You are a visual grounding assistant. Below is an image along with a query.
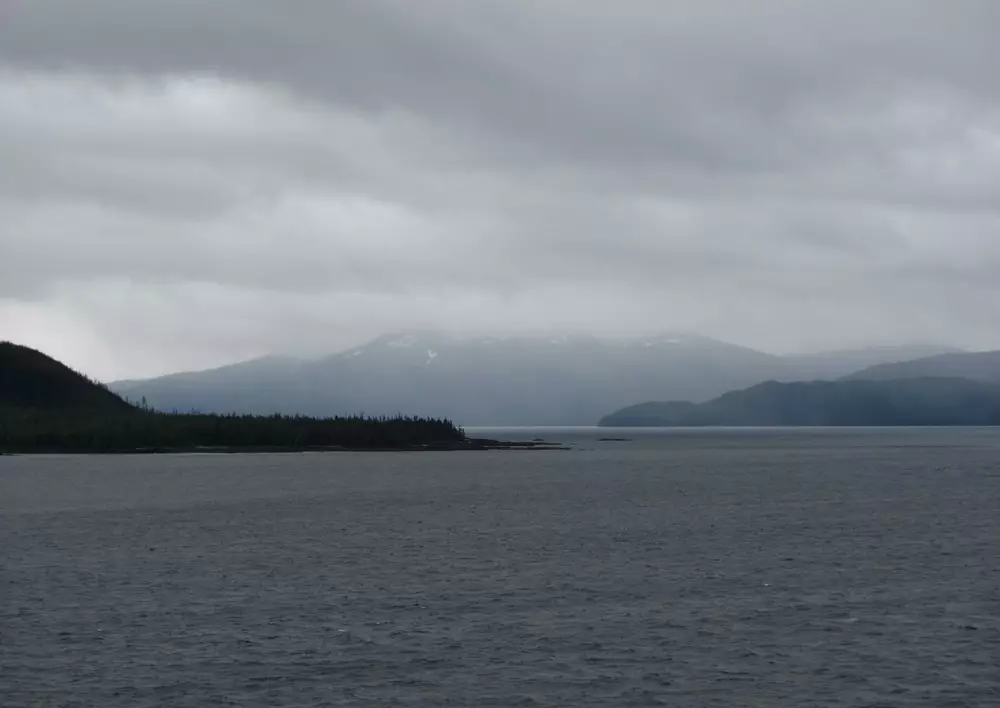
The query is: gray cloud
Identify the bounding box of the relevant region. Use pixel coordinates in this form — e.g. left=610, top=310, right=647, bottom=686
left=1, top=1, right=1000, bottom=379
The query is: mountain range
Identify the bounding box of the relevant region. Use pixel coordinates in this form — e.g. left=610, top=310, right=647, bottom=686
left=109, top=332, right=963, bottom=425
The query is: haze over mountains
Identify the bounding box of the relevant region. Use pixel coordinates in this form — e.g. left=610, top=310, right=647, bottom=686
left=110, top=332, right=961, bottom=426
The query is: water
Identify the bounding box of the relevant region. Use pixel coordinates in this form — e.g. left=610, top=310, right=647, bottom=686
left=2, top=428, right=998, bottom=707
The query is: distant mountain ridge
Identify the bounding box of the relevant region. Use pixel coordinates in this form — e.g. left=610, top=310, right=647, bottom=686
left=786, top=344, right=964, bottom=379
left=599, top=377, right=1000, bottom=427
left=846, top=350, right=1000, bottom=384
left=109, top=332, right=961, bottom=426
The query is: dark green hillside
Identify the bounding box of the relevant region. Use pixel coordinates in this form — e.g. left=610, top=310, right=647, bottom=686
left=0, top=343, right=465, bottom=452
left=599, top=377, right=1000, bottom=427
left=0, top=341, right=134, bottom=413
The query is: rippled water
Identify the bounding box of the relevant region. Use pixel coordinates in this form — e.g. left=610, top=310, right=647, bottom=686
left=2, top=428, right=998, bottom=707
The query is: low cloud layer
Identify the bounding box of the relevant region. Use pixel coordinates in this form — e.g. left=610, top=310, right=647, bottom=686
left=2, top=1, right=999, bottom=380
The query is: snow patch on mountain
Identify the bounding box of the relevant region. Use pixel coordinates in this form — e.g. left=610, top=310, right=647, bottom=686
left=386, top=335, right=418, bottom=348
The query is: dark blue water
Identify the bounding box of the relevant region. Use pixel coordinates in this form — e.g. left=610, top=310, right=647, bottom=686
left=2, top=428, right=998, bottom=706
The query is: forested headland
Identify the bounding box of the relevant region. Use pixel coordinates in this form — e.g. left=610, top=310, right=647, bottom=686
left=0, top=342, right=465, bottom=453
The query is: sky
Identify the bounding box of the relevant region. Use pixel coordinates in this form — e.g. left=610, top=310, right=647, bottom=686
left=2, top=1, right=1000, bottom=381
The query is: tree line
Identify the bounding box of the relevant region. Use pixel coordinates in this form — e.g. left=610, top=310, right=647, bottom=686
left=0, top=409, right=465, bottom=453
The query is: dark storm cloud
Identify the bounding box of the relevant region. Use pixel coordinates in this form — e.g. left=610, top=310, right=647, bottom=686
left=1, top=1, right=1000, bottom=378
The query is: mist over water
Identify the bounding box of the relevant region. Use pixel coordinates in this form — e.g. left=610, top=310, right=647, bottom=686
left=3, top=428, right=998, bottom=707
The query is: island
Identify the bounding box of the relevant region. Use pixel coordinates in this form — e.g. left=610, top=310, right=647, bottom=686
left=0, top=342, right=563, bottom=453
left=599, top=377, right=1000, bottom=427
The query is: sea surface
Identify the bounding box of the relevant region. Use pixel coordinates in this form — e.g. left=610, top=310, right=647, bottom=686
left=2, top=427, right=998, bottom=707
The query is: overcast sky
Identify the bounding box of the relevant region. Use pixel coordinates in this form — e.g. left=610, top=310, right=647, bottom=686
left=2, top=1, right=999, bottom=380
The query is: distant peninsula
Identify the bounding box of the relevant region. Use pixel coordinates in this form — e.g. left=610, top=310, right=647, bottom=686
left=599, top=377, right=1000, bottom=427
left=1, top=341, right=531, bottom=453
